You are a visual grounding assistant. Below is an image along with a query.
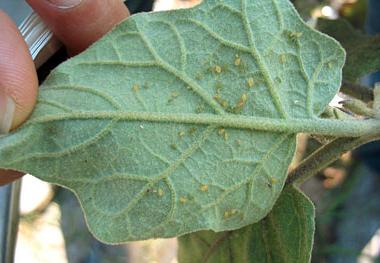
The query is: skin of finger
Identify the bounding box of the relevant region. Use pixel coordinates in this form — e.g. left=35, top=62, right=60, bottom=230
left=27, top=0, right=130, bottom=55
left=0, top=10, right=38, bottom=130
left=0, top=11, right=38, bottom=182
left=0, top=170, right=24, bottom=185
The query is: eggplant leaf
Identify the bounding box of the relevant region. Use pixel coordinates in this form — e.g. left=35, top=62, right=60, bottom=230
left=0, top=0, right=344, bottom=243
left=178, top=186, right=315, bottom=263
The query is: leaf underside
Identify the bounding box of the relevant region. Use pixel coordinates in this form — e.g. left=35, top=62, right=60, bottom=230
left=0, top=0, right=343, bottom=243
left=178, top=186, right=315, bottom=263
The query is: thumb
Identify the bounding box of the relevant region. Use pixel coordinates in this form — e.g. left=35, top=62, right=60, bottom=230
left=0, top=10, right=38, bottom=133
left=0, top=10, right=37, bottom=184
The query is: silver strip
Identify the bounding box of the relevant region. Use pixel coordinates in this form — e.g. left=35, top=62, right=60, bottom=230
left=0, top=181, right=21, bottom=263
left=19, top=11, right=62, bottom=69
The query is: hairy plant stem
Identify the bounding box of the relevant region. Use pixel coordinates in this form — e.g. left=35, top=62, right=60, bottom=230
left=341, top=99, right=376, bottom=117
left=286, top=134, right=380, bottom=185
left=341, top=81, right=374, bottom=102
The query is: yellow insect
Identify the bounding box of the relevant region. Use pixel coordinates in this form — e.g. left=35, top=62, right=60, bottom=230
left=214, top=65, right=222, bottom=74
left=247, top=78, right=254, bottom=88
left=132, top=84, right=140, bottom=92
left=234, top=55, right=242, bottom=66
left=200, top=184, right=209, bottom=192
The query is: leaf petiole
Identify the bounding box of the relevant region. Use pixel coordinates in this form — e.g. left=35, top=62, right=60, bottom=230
left=286, top=134, right=380, bottom=185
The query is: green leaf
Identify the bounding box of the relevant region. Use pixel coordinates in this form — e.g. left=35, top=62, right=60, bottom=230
left=0, top=0, right=344, bottom=243
left=178, top=186, right=315, bottom=263
left=317, top=18, right=380, bottom=82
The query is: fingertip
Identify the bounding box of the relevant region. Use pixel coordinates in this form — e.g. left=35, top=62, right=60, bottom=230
left=0, top=169, right=23, bottom=186
left=27, top=0, right=130, bottom=55
left=0, top=10, right=38, bottom=131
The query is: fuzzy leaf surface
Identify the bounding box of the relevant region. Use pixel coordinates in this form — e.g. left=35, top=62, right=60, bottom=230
left=178, top=186, right=315, bottom=263
left=0, top=0, right=343, bottom=243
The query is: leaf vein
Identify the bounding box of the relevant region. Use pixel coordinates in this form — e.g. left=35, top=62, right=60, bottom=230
left=137, top=31, right=226, bottom=114
left=241, top=0, right=288, bottom=119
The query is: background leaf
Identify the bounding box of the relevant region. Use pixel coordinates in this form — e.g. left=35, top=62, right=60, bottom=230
left=178, top=186, right=315, bottom=263
left=0, top=0, right=343, bottom=243
left=317, top=18, right=380, bottom=82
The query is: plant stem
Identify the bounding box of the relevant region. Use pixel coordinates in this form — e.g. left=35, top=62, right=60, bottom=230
left=286, top=134, right=380, bottom=185
left=341, top=81, right=374, bottom=102
left=202, top=231, right=232, bottom=263
left=374, top=84, right=380, bottom=112
left=341, top=99, right=376, bottom=117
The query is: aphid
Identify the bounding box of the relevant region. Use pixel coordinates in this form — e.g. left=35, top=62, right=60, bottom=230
left=218, top=128, right=229, bottom=141
left=213, top=93, right=221, bottom=100
left=247, top=78, right=255, bottom=88
left=214, top=94, right=229, bottom=109
left=235, top=139, right=241, bottom=146
left=328, top=62, right=333, bottom=69
left=178, top=131, right=185, bottom=138
left=234, top=55, right=241, bottom=66
left=132, top=84, right=140, bottom=92
left=220, top=100, right=229, bottom=109
left=280, top=54, right=286, bottom=64
left=233, top=93, right=248, bottom=113
left=290, top=31, right=302, bottom=38
left=195, top=104, right=205, bottom=113
left=237, top=94, right=248, bottom=108
left=214, top=65, right=222, bottom=74
left=168, top=91, right=179, bottom=103
left=288, top=31, right=303, bottom=42
left=224, top=211, right=230, bottom=218
left=270, top=177, right=278, bottom=184
left=179, top=196, right=187, bottom=204
left=188, top=127, right=197, bottom=135
left=158, top=188, right=164, bottom=197
left=215, top=81, right=223, bottom=92
left=224, top=209, right=238, bottom=219
left=170, top=144, right=177, bottom=150
left=200, top=184, right=209, bottom=192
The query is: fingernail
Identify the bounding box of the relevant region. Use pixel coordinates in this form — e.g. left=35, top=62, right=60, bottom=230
left=46, top=0, right=83, bottom=9
left=0, top=92, right=15, bottom=134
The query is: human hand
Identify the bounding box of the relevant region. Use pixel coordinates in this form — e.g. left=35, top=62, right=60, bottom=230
left=0, top=0, right=129, bottom=185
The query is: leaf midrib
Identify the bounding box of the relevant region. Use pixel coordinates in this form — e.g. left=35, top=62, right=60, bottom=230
left=26, top=110, right=380, bottom=137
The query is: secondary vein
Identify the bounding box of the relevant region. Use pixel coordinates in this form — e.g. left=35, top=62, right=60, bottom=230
left=240, top=0, right=288, bottom=119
